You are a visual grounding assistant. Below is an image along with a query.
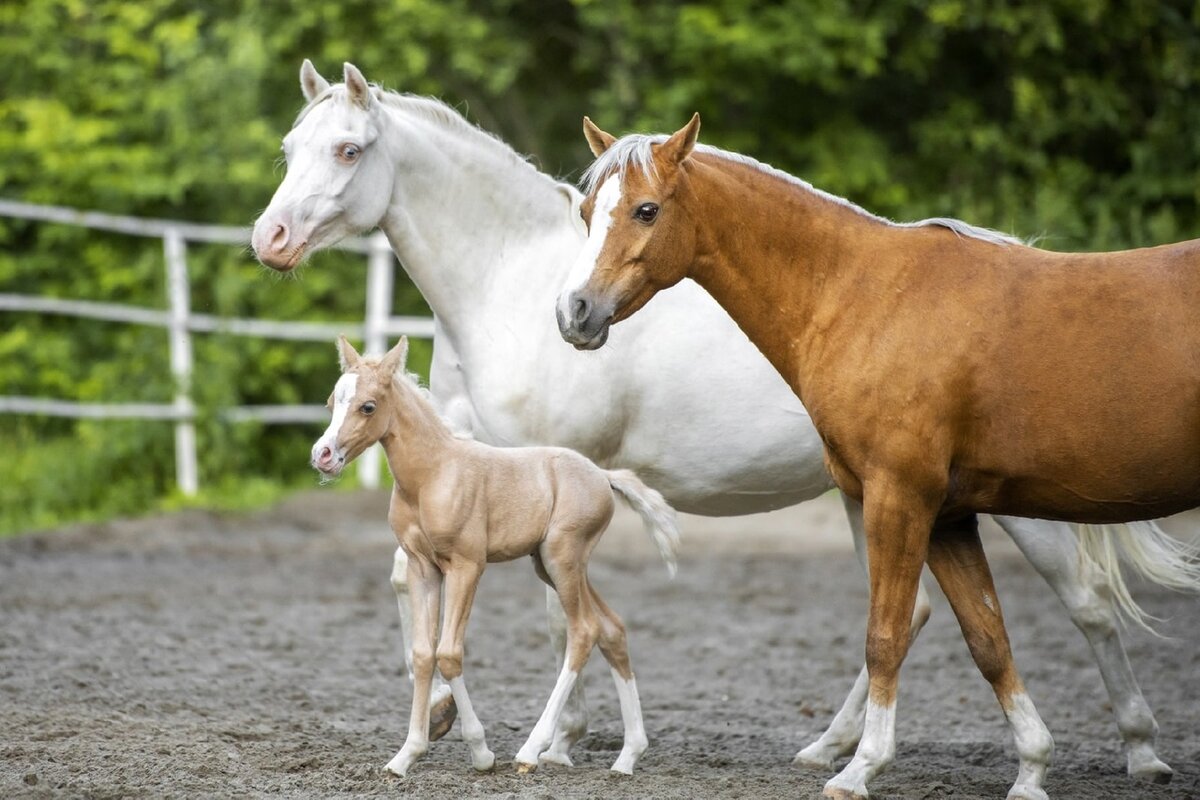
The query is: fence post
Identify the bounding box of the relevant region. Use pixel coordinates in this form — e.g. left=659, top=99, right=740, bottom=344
left=164, top=228, right=198, bottom=496
left=359, top=231, right=395, bottom=489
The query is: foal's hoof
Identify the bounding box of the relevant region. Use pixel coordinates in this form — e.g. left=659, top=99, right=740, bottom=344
left=515, top=760, right=538, bottom=775
left=428, top=693, right=458, bottom=741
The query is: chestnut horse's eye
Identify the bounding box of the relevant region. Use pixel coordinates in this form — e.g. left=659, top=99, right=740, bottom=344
left=633, top=203, right=659, bottom=224
left=361, top=401, right=376, bottom=415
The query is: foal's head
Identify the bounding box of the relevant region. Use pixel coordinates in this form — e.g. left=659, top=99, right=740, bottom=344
left=252, top=61, right=394, bottom=271
left=311, top=336, right=409, bottom=477
left=556, top=115, right=702, bottom=350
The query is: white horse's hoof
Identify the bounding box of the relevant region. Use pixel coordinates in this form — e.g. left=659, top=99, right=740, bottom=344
left=1006, top=784, right=1049, bottom=800
left=1128, top=751, right=1173, bottom=784
left=472, top=748, right=496, bottom=772
left=794, top=743, right=839, bottom=771
left=538, top=749, right=574, bottom=768
left=823, top=773, right=869, bottom=800
left=515, top=760, right=538, bottom=774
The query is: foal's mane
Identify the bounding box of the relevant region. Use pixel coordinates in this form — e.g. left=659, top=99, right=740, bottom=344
left=360, top=358, right=473, bottom=440
left=583, top=134, right=1023, bottom=247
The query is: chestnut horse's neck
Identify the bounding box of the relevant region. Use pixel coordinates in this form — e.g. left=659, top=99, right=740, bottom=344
left=377, top=375, right=458, bottom=497
left=683, top=154, right=891, bottom=406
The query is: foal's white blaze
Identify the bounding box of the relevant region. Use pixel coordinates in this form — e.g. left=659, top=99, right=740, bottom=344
left=557, top=175, right=623, bottom=319
left=311, top=373, right=358, bottom=471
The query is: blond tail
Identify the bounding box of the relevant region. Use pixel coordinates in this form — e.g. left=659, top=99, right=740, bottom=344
left=1077, top=520, right=1200, bottom=635
left=606, top=469, right=680, bottom=577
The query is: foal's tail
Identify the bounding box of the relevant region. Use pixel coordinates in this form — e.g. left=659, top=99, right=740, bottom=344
left=1077, top=520, right=1200, bottom=635
left=606, top=469, right=681, bottom=578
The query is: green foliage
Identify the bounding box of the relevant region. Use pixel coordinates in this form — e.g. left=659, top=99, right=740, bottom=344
left=2, top=0, right=1199, bottom=533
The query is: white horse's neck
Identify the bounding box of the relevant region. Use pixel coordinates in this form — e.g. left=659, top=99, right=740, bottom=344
left=373, top=99, right=581, bottom=338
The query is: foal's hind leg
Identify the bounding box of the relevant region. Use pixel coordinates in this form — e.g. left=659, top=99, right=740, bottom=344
left=515, top=537, right=600, bottom=772
left=390, top=545, right=456, bottom=741
left=587, top=582, right=648, bottom=774
left=540, top=584, right=590, bottom=767
left=796, top=493, right=933, bottom=771
left=926, top=518, right=1053, bottom=800
left=995, top=515, right=1172, bottom=783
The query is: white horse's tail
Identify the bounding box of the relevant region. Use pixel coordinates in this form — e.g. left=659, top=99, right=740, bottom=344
left=1077, top=520, right=1200, bottom=635
left=606, top=469, right=681, bottom=578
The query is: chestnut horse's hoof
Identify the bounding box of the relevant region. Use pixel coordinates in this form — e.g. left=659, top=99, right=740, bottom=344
left=428, top=693, right=458, bottom=741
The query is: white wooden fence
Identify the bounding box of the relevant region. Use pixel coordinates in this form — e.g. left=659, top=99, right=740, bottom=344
left=0, top=198, right=434, bottom=494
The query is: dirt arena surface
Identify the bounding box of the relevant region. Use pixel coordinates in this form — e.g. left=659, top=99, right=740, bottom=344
left=1, top=490, right=1197, bottom=799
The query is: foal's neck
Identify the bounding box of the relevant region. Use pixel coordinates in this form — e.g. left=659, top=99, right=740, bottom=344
left=685, top=155, right=885, bottom=406
left=378, top=377, right=457, bottom=497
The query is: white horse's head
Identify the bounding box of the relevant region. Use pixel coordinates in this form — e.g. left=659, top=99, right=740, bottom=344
left=252, top=61, right=394, bottom=271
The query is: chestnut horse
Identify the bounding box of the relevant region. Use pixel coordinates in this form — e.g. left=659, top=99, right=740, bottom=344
left=558, top=115, right=1200, bottom=800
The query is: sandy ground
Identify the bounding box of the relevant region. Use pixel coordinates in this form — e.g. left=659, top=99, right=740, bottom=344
left=1, top=490, right=1197, bottom=799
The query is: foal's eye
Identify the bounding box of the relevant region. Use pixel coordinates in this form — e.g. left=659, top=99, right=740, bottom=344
left=338, top=143, right=361, bottom=162
left=360, top=401, right=376, bottom=415
left=633, top=203, right=659, bottom=224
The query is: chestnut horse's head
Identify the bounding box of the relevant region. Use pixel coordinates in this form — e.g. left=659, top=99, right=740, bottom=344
left=556, top=114, right=702, bottom=350
left=252, top=61, right=394, bottom=271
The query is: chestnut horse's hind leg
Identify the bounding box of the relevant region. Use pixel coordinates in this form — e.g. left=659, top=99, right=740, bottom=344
left=389, top=546, right=456, bottom=741
left=540, top=584, right=590, bottom=767
left=796, top=493, right=932, bottom=771
left=823, top=480, right=938, bottom=800
left=926, top=517, right=1053, bottom=800
left=995, top=515, right=1172, bottom=783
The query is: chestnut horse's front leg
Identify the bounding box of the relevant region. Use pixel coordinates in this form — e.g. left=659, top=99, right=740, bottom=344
left=823, top=477, right=938, bottom=800
left=386, top=557, right=442, bottom=777
left=926, top=518, right=1053, bottom=800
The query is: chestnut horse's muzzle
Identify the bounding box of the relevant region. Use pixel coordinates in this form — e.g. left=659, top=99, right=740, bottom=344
left=556, top=289, right=612, bottom=350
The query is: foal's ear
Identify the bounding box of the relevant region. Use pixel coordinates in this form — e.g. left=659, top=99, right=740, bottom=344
left=300, top=59, right=330, bottom=102
left=583, top=117, right=617, bottom=157
left=337, top=335, right=362, bottom=372
left=380, top=336, right=409, bottom=376
left=660, top=112, right=701, bottom=166
left=343, top=62, right=372, bottom=109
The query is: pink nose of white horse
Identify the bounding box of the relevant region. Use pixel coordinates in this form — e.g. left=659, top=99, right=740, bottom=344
left=252, top=219, right=305, bottom=272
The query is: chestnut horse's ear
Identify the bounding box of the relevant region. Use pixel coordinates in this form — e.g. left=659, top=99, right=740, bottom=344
left=380, top=336, right=409, bottom=376
left=343, top=62, right=372, bottom=109
left=660, top=112, right=701, bottom=166
left=300, top=59, right=330, bottom=102
left=337, top=335, right=362, bottom=372
left=583, top=117, right=617, bottom=157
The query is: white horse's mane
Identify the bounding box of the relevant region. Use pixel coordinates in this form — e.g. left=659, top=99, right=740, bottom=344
left=295, top=85, right=567, bottom=193
left=583, top=133, right=1023, bottom=247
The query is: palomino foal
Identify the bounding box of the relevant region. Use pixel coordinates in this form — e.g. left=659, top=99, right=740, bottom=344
left=311, top=335, right=679, bottom=777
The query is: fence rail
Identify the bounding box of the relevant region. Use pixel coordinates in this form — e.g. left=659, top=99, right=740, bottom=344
left=0, top=199, right=433, bottom=493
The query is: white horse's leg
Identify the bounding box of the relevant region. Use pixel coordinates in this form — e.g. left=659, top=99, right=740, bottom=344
left=539, top=583, right=589, bottom=767
left=795, top=493, right=932, bottom=771
left=994, top=516, right=1173, bottom=783
left=390, top=546, right=455, bottom=739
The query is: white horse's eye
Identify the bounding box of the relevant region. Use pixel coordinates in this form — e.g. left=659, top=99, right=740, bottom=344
left=338, top=143, right=361, bottom=162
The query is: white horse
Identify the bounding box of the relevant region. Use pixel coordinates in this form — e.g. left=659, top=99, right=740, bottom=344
left=252, top=61, right=1197, bottom=782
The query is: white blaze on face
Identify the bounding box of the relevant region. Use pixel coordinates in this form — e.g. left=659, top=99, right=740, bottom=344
left=311, top=373, right=358, bottom=467
left=557, top=174, right=623, bottom=317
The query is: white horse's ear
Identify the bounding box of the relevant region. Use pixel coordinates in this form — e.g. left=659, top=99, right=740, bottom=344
left=660, top=112, right=701, bottom=165
left=300, top=59, right=330, bottom=102
left=380, top=336, right=409, bottom=376
left=583, top=116, right=617, bottom=157
left=343, top=62, right=372, bottom=109
left=337, top=335, right=362, bottom=372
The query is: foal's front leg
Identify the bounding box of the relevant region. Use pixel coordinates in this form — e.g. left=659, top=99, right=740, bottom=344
left=386, top=558, right=442, bottom=777
left=438, top=560, right=495, bottom=772
left=540, top=583, right=590, bottom=767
